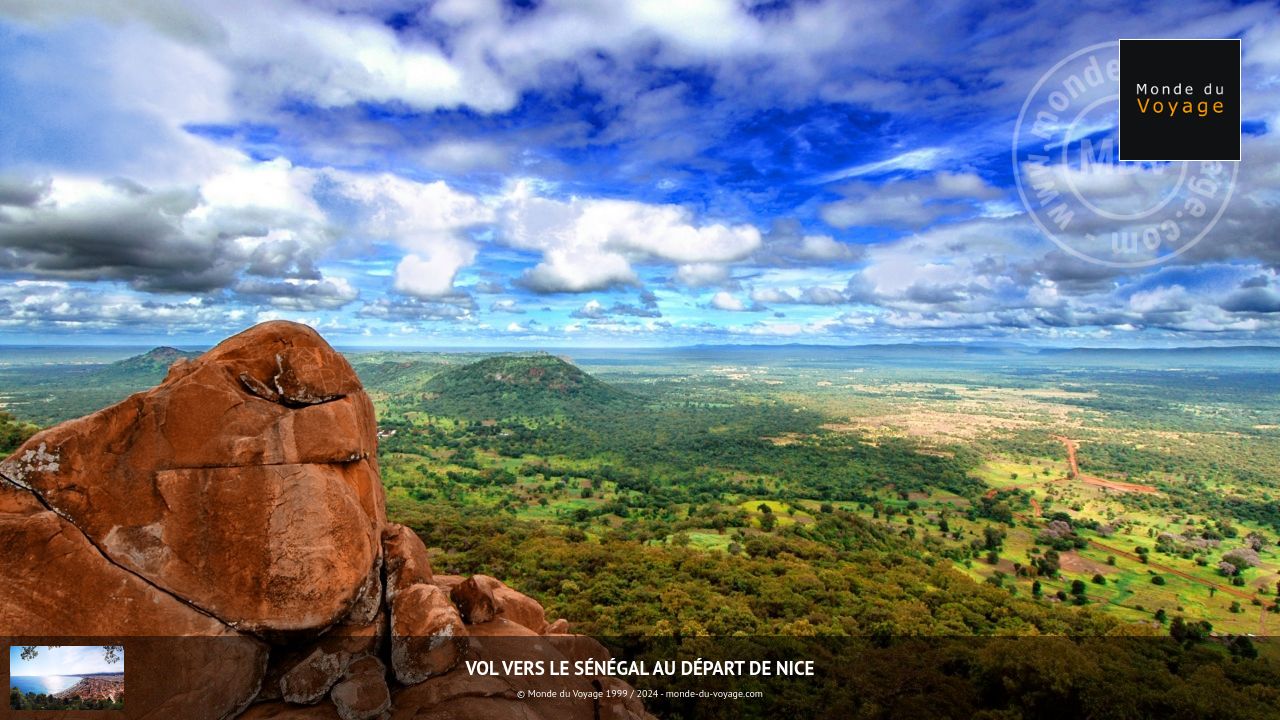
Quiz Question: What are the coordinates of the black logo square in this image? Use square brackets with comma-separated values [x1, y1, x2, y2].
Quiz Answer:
[1119, 39, 1240, 161]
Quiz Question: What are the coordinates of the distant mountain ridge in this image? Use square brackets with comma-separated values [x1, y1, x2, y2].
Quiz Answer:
[86, 346, 200, 385]
[421, 353, 631, 419]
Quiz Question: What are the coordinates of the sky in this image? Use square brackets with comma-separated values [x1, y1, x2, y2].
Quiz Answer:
[0, 0, 1278, 347]
[9, 645, 123, 676]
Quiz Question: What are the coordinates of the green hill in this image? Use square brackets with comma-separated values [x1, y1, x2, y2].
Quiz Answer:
[421, 354, 630, 419]
[90, 346, 200, 385]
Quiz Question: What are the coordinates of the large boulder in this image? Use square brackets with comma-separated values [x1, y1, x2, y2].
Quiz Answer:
[389, 583, 467, 684]
[0, 482, 268, 720]
[330, 655, 392, 720]
[0, 321, 384, 636]
[383, 523, 434, 595]
[451, 574, 549, 634]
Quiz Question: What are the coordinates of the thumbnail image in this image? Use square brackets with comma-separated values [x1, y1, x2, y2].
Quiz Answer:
[9, 646, 124, 711]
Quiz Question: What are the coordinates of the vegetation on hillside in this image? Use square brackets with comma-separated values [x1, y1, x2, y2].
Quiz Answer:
[418, 354, 633, 419]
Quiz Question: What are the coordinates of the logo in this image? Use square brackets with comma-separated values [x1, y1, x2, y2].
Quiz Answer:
[1119, 39, 1241, 161]
[1012, 42, 1237, 268]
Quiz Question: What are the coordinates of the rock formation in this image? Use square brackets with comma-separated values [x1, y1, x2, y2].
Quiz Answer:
[0, 321, 653, 720]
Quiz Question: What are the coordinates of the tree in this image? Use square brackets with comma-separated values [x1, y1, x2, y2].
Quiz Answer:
[759, 512, 777, 532]
[1229, 635, 1258, 659]
[1091, 573, 1106, 585]
[1151, 575, 1166, 586]
[19, 646, 121, 664]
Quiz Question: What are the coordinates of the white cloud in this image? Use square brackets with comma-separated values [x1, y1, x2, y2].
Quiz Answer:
[710, 291, 746, 311]
[392, 244, 476, 299]
[332, 171, 493, 298]
[488, 298, 523, 313]
[821, 172, 1003, 229]
[749, 287, 795, 304]
[501, 181, 760, 293]
[814, 147, 946, 184]
[675, 262, 732, 287]
[419, 140, 510, 173]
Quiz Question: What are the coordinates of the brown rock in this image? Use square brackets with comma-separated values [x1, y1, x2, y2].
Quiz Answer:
[382, 523, 433, 596]
[331, 655, 392, 720]
[279, 647, 350, 705]
[431, 574, 465, 592]
[544, 634, 612, 666]
[240, 701, 342, 719]
[596, 676, 655, 720]
[343, 559, 385, 628]
[259, 604, 384, 702]
[0, 321, 386, 636]
[259, 606, 386, 704]
[390, 582, 468, 684]
[466, 617, 541, 638]
[451, 574, 548, 633]
[545, 618, 570, 634]
[0, 482, 267, 720]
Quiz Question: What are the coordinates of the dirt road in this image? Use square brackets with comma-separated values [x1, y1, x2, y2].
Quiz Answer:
[1053, 435, 1158, 494]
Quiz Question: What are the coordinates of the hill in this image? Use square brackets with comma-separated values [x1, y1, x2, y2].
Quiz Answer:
[108, 345, 199, 372]
[421, 354, 631, 419]
[87, 346, 200, 386]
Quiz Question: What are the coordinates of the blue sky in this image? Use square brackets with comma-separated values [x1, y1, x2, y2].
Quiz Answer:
[9, 645, 123, 676]
[0, 0, 1278, 347]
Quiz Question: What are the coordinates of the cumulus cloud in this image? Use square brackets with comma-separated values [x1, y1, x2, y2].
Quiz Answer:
[0, 160, 338, 297]
[0, 279, 239, 332]
[502, 181, 760, 293]
[232, 276, 357, 310]
[710, 291, 761, 312]
[674, 262, 733, 288]
[570, 291, 661, 320]
[357, 294, 476, 322]
[488, 298, 524, 313]
[750, 284, 846, 306]
[752, 220, 862, 267]
[332, 171, 493, 298]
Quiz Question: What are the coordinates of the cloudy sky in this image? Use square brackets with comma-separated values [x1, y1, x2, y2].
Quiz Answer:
[10, 645, 123, 676]
[0, 0, 1278, 347]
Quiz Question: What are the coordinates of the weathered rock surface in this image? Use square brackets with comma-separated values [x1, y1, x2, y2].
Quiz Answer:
[390, 583, 467, 684]
[0, 483, 268, 720]
[279, 647, 349, 705]
[331, 655, 392, 720]
[451, 574, 550, 633]
[0, 321, 651, 720]
[383, 523, 434, 595]
[0, 321, 383, 636]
